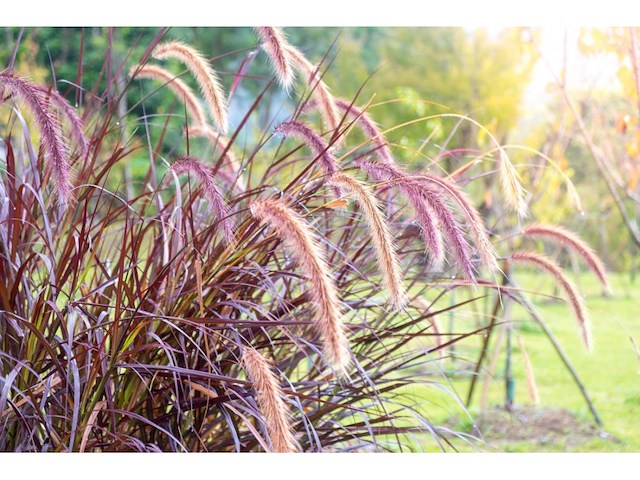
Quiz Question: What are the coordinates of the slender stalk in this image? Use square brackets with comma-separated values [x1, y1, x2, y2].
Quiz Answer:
[504, 317, 514, 411]
[466, 268, 508, 407]
[511, 279, 602, 426]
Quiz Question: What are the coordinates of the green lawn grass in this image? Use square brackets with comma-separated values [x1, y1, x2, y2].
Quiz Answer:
[402, 271, 640, 452]
[490, 271, 640, 451]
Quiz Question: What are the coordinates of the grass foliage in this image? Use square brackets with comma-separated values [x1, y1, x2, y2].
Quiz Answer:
[0, 27, 612, 452]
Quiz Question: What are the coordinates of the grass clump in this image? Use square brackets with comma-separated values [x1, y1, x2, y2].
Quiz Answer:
[0, 27, 609, 452]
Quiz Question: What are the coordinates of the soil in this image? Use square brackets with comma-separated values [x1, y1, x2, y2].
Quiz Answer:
[455, 405, 619, 450]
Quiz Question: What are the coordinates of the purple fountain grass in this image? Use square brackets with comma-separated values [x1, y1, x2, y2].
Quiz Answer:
[510, 250, 592, 351]
[286, 46, 340, 135]
[334, 98, 395, 164]
[186, 124, 243, 176]
[242, 346, 297, 453]
[498, 148, 527, 219]
[416, 172, 498, 274]
[131, 64, 207, 126]
[359, 159, 474, 280]
[152, 41, 228, 132]
[2, 27, 599, 453]
[522, 223, 610, 292]
[412, 198, 446, 271]
[0, 71, 72, 205]
[329, 172, 407, 310]
[251, 198, 350, 373]
[275, 120, 339, 178]
[254, 27, 295, 90]
[170, 155, 234, 244]
[37, 86, 89, 158]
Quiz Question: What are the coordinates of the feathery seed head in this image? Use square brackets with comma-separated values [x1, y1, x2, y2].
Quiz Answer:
[286, 46, 341, 135]
[242, 347, 297, 453]
[37, 86, 89, 158]
[510, 250, 592, 351]
[498, 148, 528, 219]
[152, 41, 229, 132]
[254, 27, 296, 90]
[329, 172, 406, 310]
[522, 223, 610, 292]
[0, 71, 73, 205]
[131, 64, 207, 126]
[275, 120, 339, 178]
[251, 198, 351, 373]
[170, 155, 234, 244]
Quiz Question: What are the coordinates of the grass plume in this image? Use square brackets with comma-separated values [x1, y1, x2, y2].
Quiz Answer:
[275, 120, 339, 177]
[131, 64, 207, 126]
[251, 198, 350, 373]
[254, 27, 295, 90]
[498, 148, 527, 219]
[37, 86, 89, 157]
[170, 155, 234, 244]
[153, 41, 229, 132]
[0, 71, 72, 205]
[287, 46, 340, 134]
[522, 223, 610, 292]
[510, 250, 592, 351]
[329, 172, 406, 309]
[242, 347, 297, 453]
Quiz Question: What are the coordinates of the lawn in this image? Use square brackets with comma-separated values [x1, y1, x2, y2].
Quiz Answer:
[403, 271, 640, 452]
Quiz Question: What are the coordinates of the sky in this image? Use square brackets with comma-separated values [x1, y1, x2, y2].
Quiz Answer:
[527, 27, 620, 104]
[511, 27, 623, 142]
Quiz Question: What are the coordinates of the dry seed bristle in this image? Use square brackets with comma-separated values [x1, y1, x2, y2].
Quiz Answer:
[242, 347, 297, 453]
[131, 64, 207, 126]
[329, 172, 406, 309]
[523, 223, 610, 292]
[254, 27, 295, 90]
[153, 41, 229, 132]
[251, 198, 350, 373]
[510, 250, 592, 351]
[170, 155, 235, 244]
